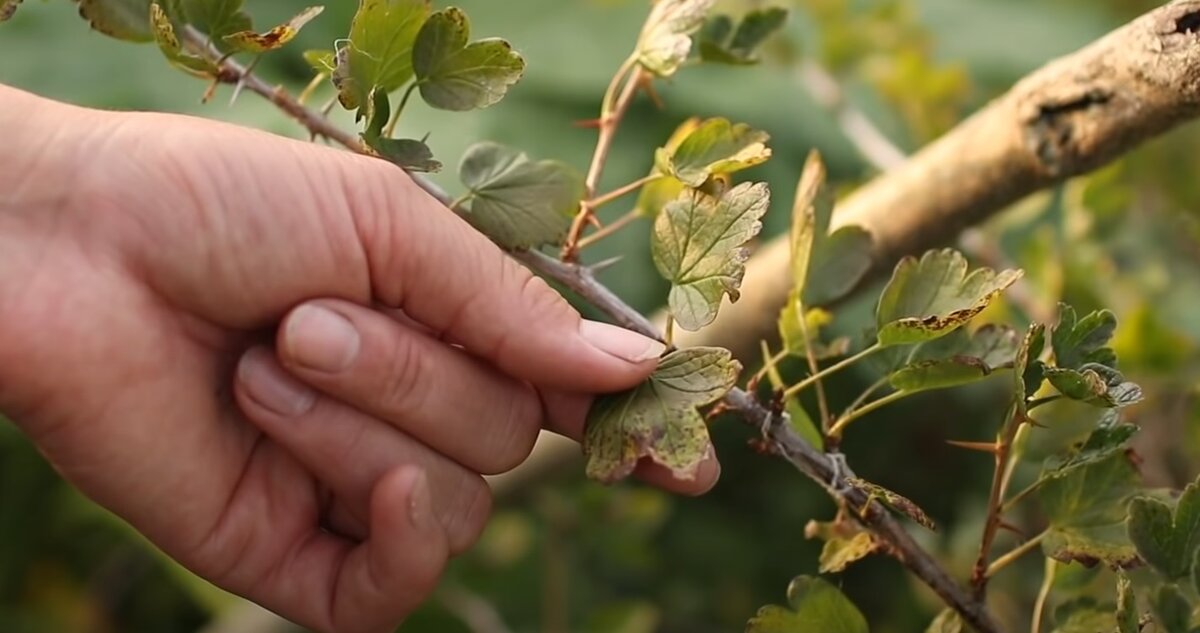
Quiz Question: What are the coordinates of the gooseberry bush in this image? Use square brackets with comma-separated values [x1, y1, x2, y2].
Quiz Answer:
[9, 1, 1200, 632]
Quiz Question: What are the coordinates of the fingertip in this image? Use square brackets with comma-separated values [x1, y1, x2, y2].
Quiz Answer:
[578, 320, 666, 367]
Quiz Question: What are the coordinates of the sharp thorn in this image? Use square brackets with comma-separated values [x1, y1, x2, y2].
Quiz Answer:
[946, 440, 1001, 455]
[588, 256, 624, 273]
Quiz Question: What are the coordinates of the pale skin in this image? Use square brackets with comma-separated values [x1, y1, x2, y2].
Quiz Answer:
[0, 84, 720, 633]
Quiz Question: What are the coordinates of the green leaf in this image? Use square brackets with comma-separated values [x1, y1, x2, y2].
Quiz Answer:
[1151, 585, 1194, 633]
[889, 357, 993, 394]
[77, 0, 153, 41]
[652, 182, 770, 331]
[787, 151, 873, 308]
[338, 0, 431, 111]
[584, 348, 739, 483]
[361, 89, 441, 172]
[1045, 364, 1143, 409]
[1051, 599, 1117, 633]
[875, 248, 1022, 347]
[149, 2, 214, 76]
[1015, 323, 1047, 408]
[778, 301, 850, 361]
[1040, 452, 1141, 568]
[222, 6, 323, 54]
[1, 0, 21, 22]
[746, 576, 868, 633]
[635, 0, 714, 77]
[1052, 304, 1118, 370]
[456, 142, 584, 251]
[1116, 574, 1138, 633]
[178, 0, 251, 43]
[655, 117, 771, 188]
[412, 7, 525, 111]
[1128, 479, 1200, 581]
[1043, 411, 1139, 478]
[925, 609, 965, 633]
[699, 7, 788, 65]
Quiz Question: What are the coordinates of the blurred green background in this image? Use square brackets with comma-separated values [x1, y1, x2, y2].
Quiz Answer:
[3, 1, 1200, 631]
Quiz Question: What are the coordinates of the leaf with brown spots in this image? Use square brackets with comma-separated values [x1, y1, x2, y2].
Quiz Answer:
[875, 248, 1022, 347]
[584, 348, 739, 483]
[223, 6, 323, 54]
[1, 0, 21, 22]
[149, 2, 214, 77]
[846, 477, 936, 531]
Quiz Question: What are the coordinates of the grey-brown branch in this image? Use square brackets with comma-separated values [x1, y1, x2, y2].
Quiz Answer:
[677, 0, 1200, 360]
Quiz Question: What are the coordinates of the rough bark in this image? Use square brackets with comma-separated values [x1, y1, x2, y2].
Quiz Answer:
[676, 0, 1200, 359]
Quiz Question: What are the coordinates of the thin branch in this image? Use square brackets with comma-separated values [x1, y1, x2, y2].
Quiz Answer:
[985, 529, 1048, 578]
[782, 343, 882, 400]
[970, 403, 1027, 598]
[575, 209, 643, 251]
[827, 389, 911, 438]
[587, 174, 663, 210]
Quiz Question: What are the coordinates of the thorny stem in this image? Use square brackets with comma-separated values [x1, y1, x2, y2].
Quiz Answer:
[985, 530, 1048, 578]
[970, 401, 1027, 599]
[828, 390, 911, 439]
[187, 32, 1006, 633]
[782, 343, 883, 401]
[575, 209, 643, 251]
[563, 60, 646, 260]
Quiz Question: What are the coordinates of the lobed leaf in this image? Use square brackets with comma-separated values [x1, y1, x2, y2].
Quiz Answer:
[699, 7, 788, 65]
[1127, 479, 1200, 581]
[745, 576, 868, 633]
[875, 248, 1022, 347]
[77, 0, 154, 42]
[337, 0, 431, 111]
[223, 6, 323, 54]
[1052, 304, 1118, 370]
[412, 7, 525, 111]
[655, 117, 771, 188]
[636, 0, 714, 77]
[1039, 452, 1141, 568]
[653, 182, 769, 331]
[456, 142, 583, 251]
[584, 348, 739, 483]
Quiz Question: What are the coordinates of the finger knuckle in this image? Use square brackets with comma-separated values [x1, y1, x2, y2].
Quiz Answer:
[377, 334, 430, 416]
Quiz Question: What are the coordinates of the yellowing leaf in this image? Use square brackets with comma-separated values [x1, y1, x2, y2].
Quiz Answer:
[584, 347, 739, 483]
[412, 7, 525, 111]
[150, 2, 214, 76]
[875, 248, 1022, 347]
[1, 0, 22, 22]
[746, 576, 868, 633]
[457, 142, 583, 250]
[338, 0, 431, 111]
[655, 117, 771, 187]
[635, 117, 700, 217]
[652, 182, 770, 331]
[223, 6, 323, 53]
[77, 0, 153, 41]
[817, 531, 879, 574]
[636, 0, 715, 77]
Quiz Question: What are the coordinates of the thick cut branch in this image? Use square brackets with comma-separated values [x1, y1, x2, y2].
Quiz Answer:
[677, 0, 1200, 360]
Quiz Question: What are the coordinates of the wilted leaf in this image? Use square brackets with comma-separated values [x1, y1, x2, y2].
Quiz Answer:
[584, 348, 739, 483]
[338, 0, 430, 111]
[1128, 479, 1200, 581]
[223, 6, 323, 53]
[77, 0, 153, 41]
[177, 0, 251, 43]
[1051, 599, 1117, 633]
[875, 249, 1022, 347]
[819, 532, 878, 574]
[1053, 304, 1118, 370]
[1150, 585, 1193, 633]
[655, 118, 770, 188]
[636, 0, 714, 77]
[846, 477, 936, 530]
[456, 142, 583, 250]
[652, 182, 769, 331]
[1116, 574, 1138, 633]
[149, 3, 213, 76]
[1040, 452, 1140, 568]
[778, 301, 851, 361]
[1, 0, 22, 22]
[412, 7, 525, 111]
[1045, 364, 1142, 409]
[925, 609, 964, 633]
[699, 7, 788, 65]
[746, 576, 868, 633]
[361, 89, 441, 172]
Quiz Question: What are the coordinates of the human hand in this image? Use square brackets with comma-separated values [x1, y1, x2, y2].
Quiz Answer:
[0, 85, 719, 632]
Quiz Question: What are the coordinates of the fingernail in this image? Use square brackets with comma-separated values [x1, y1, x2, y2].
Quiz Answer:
[284, 304, 361, 373]
[579, 320, 666, 364]
[406, 469, 434, 531]
[238, 348, 317, 417]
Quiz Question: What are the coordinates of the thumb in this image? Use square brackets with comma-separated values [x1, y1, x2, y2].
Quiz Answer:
[346, 159, 664, 392]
